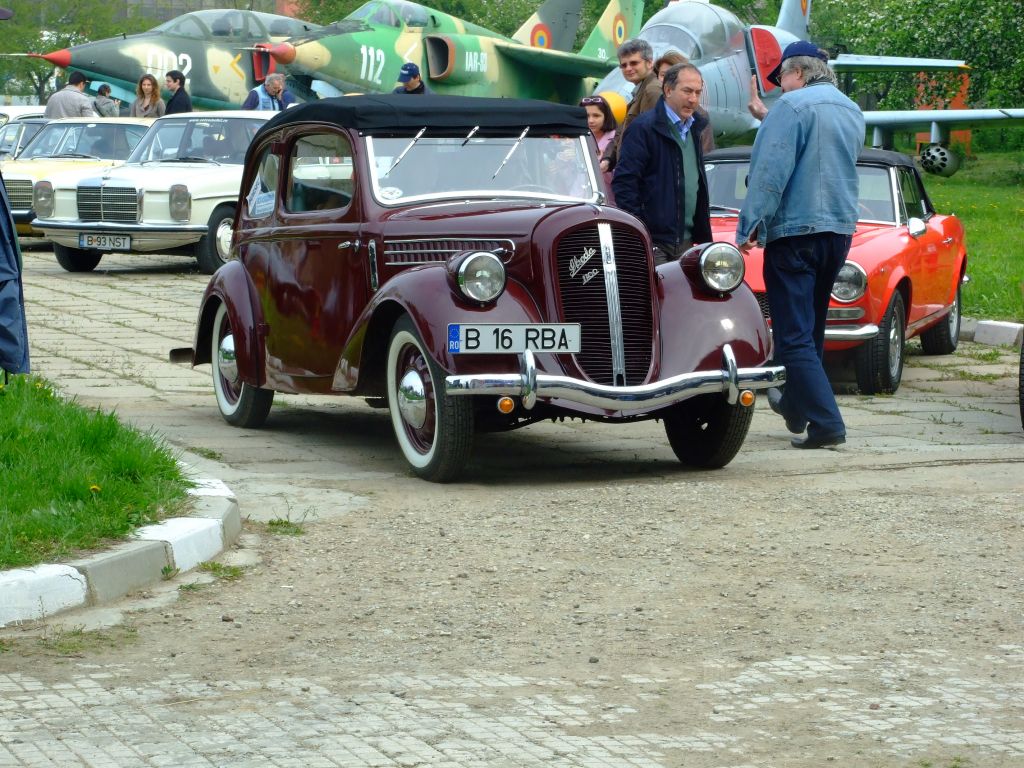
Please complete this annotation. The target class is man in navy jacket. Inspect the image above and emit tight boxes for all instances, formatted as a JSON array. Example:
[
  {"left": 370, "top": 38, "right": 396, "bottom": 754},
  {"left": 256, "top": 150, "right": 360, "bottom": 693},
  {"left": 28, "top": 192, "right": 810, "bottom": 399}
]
[{"left": 612, "top": 63, "right": 711, "bottom": 264}]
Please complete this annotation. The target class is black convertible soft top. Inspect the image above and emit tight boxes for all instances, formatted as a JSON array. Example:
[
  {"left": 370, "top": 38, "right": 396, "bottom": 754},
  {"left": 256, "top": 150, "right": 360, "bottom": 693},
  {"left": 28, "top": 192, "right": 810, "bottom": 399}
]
[
  {"left": 254, "top": 94, "right": 590, "bottom": 140},
  {"left": 705, "top": 145, "right": 917, "bottom": 168}
]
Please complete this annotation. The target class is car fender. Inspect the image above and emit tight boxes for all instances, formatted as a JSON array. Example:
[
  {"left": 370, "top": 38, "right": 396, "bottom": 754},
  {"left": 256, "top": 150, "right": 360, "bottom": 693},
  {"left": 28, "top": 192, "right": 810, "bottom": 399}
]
[
  {"left": 867, "top": 258, "right": 911, "bottom": 325},
  {"left": 333, "top": 264, "right": 545, "bottom": 392},
  {"left": 656, "top": 261, "right": 773, "bottom": 373},
  {"left": 194, "top": 260, "right": 267, "bottom": 388}
]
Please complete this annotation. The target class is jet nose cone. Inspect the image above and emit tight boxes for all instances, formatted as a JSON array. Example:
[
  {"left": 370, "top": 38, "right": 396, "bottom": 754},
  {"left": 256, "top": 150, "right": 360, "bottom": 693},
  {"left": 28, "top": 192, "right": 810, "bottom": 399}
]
[
  {"left": 267, "top": 42, "right": 296, "bottom": 65},
  {"left": 34, "top": 49, "right": 72, "bottom": 68}
]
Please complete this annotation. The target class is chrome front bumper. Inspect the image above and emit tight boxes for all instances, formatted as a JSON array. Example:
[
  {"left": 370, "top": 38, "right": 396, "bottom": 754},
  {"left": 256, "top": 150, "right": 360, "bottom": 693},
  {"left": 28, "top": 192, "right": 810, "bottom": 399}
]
[
  {"left": 445, "top": 344, "right": 786, "bottom": 413},
  {"left": 824, "top": 324, "right": 880, "bottom": 342}
]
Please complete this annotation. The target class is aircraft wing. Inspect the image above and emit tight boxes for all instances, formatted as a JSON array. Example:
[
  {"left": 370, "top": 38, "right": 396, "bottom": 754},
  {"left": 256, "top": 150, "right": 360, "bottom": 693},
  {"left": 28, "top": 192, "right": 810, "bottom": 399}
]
[
  {"left": 864, "top": 108, "right": 1024, "bottom": 133},
  {"left": 491, "top": 40, "right": 615, "bottom": 79},
  {"left": 831, "top": 54, "right": 968, "bottom": 73}
]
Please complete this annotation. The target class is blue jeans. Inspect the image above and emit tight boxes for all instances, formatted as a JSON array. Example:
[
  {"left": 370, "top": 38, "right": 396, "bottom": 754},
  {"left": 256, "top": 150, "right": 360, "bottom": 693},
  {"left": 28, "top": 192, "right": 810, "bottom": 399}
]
[{"left": 763, "top": 233, "right": 850, "bottom": 440}]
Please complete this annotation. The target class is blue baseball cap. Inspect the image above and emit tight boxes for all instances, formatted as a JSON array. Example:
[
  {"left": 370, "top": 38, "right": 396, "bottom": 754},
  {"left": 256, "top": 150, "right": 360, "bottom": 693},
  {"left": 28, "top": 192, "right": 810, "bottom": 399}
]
[
  {"left": 767, "top": 40, "right": 829, "bottom": 87},
  {"left": 397, "top": 62, "right": 420, "bottom": 83}
]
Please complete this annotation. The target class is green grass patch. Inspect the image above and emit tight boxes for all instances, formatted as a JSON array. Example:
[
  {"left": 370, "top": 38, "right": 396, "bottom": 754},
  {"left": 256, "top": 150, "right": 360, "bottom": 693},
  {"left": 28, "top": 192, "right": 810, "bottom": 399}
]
[
  {"left": 925, "top": 150, "right": 1024, "bottom": 322},
  {"left": 197, "top": 561, "right": 245, "bottom": 580},
  {"left": 265, "top": 517, "right": 306, "bottom": 536},
  {"left": 0, "top": 375, "right": 192, "bottom": 570}
]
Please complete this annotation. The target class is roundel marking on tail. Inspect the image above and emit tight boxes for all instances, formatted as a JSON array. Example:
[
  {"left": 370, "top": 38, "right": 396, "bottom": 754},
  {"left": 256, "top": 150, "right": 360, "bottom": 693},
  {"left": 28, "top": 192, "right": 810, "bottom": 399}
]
[
  {"left": 612, "top": 14, "right": 627, "bottom": 46},
  {"left": 530, "top": 23, "right": 552, "bottom": 49}
]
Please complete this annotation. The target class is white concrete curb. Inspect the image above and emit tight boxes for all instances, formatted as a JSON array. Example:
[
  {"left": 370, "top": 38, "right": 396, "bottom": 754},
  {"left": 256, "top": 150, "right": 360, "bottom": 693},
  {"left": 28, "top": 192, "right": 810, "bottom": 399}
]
[
  {"left": 961, "top": 318, "right": 1024, "bottom": 348},
  {"left": 0, "top": 475, "right": 238, "bottom": 628}
]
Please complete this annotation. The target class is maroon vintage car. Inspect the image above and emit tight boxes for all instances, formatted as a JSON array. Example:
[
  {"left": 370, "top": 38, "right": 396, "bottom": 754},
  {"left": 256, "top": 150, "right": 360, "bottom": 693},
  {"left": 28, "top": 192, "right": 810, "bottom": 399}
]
[{"left": 173, "top": 96, "right": 784, "bottom": 481}]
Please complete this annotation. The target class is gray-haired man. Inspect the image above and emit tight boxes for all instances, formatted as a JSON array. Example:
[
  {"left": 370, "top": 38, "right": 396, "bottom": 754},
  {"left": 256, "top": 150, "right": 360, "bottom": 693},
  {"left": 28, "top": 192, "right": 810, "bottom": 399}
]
[{"left": 242, "top": 73, "right": 296, "bottom": 110}]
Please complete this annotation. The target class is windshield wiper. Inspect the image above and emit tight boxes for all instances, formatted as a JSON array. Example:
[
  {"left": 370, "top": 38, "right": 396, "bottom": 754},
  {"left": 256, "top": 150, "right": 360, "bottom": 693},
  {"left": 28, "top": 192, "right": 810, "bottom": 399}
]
[
  {"left": 492, "top": 127, "right": 529, "bottom": 179},
  {"left": 384, "top": 127, "right": 426, "bottom": 177},
  {"left": 461, "top": 126, "right": 479, "bottom": 146},
  {"left": 162, "top": 156, "right": 222, "bottom": 165},
  {"left": 709, "top": 204, "right": 740, "bottom": 213},
  {"left": 53, "top": 152, "right": 98, "bottom": 159}
]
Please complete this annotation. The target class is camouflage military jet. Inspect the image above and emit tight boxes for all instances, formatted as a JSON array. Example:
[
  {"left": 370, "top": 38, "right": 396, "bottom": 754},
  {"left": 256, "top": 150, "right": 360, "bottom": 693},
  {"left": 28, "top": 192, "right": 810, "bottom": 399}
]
[
  {"left": 30, "top": 9, "right": 322, "bottom": 111},
  {"left": 264, "top": 0, "right": 642, "bottom": 104}
]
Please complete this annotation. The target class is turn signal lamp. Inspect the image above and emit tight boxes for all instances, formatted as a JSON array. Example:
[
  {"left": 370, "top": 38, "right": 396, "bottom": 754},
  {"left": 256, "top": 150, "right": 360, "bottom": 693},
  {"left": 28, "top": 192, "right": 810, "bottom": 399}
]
[
  {"left": 497, "top": 397, "right": 515, "bottom": 414},
  {"left": 739, "top": 390, "right": 756, "bottom": 407}
]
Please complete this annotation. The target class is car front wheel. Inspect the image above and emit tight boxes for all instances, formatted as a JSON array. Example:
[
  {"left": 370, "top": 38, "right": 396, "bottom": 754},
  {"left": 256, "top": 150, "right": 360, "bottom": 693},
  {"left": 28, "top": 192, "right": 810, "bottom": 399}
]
[
  {"left": 663, "top": 393, "right": 754, "bottom": 469},
  {"left": 855, "top": 290, "right": 905, "bottom": 394},
  {"left": 53, "top": 243, "right": 102, "bottom": 272},
  {"left": 211, "top": 302, "right": 273, "bottom": 427},
  {"left": 387, "top": 315, "right": 473, "bottom": 482},
  {"left": 196, "top": 204, "right": 236, "bottom": 275},
  {"left": 919, "top": 280, "right": 961, "bottom": 355}
]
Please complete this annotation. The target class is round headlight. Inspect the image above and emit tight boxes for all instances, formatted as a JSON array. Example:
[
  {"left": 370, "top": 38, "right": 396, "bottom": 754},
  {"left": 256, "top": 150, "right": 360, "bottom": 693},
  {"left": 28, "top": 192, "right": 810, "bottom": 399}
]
[
  {"left": 33, "top": 181, "right": 54, "bottom": 218},
  {"left": 832, "top": 261, "right": 867, "bottom": 303},
  {"left": 698, "top": 242, "right": 745, "bottom": 293},
  {"left": 457, "top": 252, "right": 506, "bottom": 303},
  {"left": 169, "top": 184, "right": 191, "bottom": 222}
]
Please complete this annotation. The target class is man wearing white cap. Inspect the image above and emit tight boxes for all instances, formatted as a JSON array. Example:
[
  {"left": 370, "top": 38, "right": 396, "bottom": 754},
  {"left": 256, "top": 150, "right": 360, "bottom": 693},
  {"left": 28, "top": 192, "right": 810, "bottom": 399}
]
[{"left": 735, "top": 40, "right": 865, "bottom": 450}]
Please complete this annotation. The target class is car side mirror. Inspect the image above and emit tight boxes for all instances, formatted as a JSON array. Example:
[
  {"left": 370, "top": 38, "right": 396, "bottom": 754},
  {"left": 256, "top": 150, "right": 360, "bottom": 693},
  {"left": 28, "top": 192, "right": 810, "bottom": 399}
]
[{"left": 907, "top": 217, "right": 927, "bottom": 238}]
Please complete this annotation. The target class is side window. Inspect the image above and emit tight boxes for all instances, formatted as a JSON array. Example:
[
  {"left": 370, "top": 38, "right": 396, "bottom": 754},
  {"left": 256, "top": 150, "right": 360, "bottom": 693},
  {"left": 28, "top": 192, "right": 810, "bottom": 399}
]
[
  {"left": 286, "top": 132, "right": 355, "bottom": 213},
  {"left": 244, "top": 146, "right": 279, "bottom": 219},
  {"left": 898, "top": 167, "right": 929, "bottom": 221}
]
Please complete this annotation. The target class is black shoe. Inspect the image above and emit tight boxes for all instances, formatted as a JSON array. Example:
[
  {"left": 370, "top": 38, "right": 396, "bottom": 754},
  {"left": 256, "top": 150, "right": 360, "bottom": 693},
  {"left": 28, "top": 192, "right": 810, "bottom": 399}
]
[
  {"left": 791, "top": 434, "right": 846, "bottom": 449},
  {"left": 767, "top": 387, "right": 807, "bottom": 435}
]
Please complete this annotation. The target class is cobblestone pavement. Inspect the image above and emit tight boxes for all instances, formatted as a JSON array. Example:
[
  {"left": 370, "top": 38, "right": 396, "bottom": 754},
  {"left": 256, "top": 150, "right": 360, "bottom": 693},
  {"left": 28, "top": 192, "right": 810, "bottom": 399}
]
[{"left": 2, "top": 250, "right": 1022, "bottom": 767}]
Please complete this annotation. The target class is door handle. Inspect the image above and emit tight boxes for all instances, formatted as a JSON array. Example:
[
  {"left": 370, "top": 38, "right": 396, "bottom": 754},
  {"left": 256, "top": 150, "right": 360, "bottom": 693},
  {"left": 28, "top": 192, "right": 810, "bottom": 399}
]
[
  {"left": 942, "top": 237, "right": 954, "bottom": 245},
  {"left": 338, "top": 239, "right": 361, "bottom": 250}
]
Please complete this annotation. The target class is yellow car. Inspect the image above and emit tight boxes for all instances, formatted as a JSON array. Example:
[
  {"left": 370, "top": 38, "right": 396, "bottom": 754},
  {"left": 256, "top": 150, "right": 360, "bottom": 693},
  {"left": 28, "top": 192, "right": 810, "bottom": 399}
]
[{"left": 2, "top": 117, "right": 151, "bottom": 238}]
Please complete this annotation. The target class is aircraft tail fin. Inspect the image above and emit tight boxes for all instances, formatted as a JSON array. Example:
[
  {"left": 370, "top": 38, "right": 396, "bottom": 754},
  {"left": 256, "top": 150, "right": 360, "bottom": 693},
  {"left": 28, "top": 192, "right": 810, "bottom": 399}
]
[
  {"left": 511, "top": 0, "right": 583, "bottom": 52},
  {"left": 776, "top": 0, "right": 811, "bottom": 39},
  {"left": 577, "top": 0, "right": 644, "bottom": 62}
]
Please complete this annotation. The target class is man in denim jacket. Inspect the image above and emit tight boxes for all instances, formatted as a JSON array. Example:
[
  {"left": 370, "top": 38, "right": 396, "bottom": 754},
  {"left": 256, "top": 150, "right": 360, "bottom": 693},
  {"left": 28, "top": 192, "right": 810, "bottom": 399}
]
[{"left": 736, "top": 41, "right": 865, "bottom": 449}]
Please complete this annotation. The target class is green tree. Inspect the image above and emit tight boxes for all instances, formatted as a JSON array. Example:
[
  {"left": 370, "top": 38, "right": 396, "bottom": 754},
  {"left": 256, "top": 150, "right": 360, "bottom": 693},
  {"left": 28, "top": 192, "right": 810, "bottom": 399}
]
[
  {"left": 812, "top": 0, "right": 1024, "bottom": 110},
  {"left": 0, "top": 0, "right": 152, "bottom": 102}
]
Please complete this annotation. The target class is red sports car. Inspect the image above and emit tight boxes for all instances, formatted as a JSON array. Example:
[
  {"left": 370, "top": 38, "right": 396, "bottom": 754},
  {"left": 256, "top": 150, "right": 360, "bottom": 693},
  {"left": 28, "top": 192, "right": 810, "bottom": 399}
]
[{"left": 704, "top": 147, "right": 968, "bottom": 394}]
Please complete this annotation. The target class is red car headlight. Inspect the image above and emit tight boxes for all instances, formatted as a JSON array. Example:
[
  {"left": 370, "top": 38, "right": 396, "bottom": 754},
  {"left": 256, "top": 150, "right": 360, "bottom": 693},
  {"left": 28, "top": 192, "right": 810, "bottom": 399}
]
[{"left": 832, "top": 262, "right": 867, "bottom": 302}]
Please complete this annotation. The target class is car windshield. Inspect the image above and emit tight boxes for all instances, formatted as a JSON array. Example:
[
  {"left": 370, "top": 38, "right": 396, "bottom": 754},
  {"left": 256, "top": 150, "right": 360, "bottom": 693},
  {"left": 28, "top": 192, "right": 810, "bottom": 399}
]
[
  {"left": 0, "top": 122, "right": 41, "bottom": 157},
  {"left": 129, "top": 117, "right": 265, "bottom": 164},
  {"left": 366, "top": 134, "right": 598, "bottom": 204},
  {"left": 704, "top": 160, "right": 897, "bottom": 224},
  {"left": 17, "top": 122, "right": 148, "bottom": 161}
]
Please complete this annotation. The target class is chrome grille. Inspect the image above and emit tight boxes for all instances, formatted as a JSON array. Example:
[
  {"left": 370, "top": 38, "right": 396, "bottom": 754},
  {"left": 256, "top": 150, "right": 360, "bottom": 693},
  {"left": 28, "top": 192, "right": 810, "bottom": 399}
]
[
  {"left": 555, "top": 223, "right": 653, "bottom": 386},
  {"left": 3, "top": 179, "right": 32, "bottom": 210},
  {"left": 383, "top": 238, "right": 514, "bottom": 265},
  {"left": 754, "top": 291, "right": 771, "bottom": 320},
  {"left": 77, "top": 186, "right": 138, "bottom": 222}
]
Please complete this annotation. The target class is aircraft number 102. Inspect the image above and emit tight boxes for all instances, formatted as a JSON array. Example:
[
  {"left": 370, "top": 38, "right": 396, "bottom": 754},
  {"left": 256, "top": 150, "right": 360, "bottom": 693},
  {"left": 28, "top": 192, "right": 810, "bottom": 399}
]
[
  {"left": 359, "top": 45, "right": 385, "bottom": 84},
  {"left": 146, "top": 52, "right": 193, "bottom": 82}
]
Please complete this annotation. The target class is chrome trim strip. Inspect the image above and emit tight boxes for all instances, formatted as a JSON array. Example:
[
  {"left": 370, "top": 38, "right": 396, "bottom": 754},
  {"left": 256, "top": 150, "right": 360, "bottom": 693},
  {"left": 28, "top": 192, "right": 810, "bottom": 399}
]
[
  {"left": 825, "top": 324, "right": 880, "bottom": 341},
  {"left": 368, "top": 239, "right": 379, "bottom": 291},
  {"left": 597, "top": 221, "right": 626, "bottom": 385},
  {"left": 446, "top": 343, "right": 785, "bottom": 413},
  {"left": 383, "top": 237, "right": 516, "bottom": 265},
  {"left": 31, "top": 220, "right": 207, "bottom": 233}
]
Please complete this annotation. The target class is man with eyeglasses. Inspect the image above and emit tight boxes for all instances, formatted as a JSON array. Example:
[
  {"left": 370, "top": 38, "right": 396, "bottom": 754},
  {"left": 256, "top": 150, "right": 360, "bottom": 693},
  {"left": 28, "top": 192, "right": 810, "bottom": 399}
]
[
  {"left": 736, "top": 41, "right": 864, "bottom": 450},
  {"left": 613, "top": 63, "right": 711, "bottom": 265},
  {"left": 599, "top": 39, "right": 661, "bottom": 175}
]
